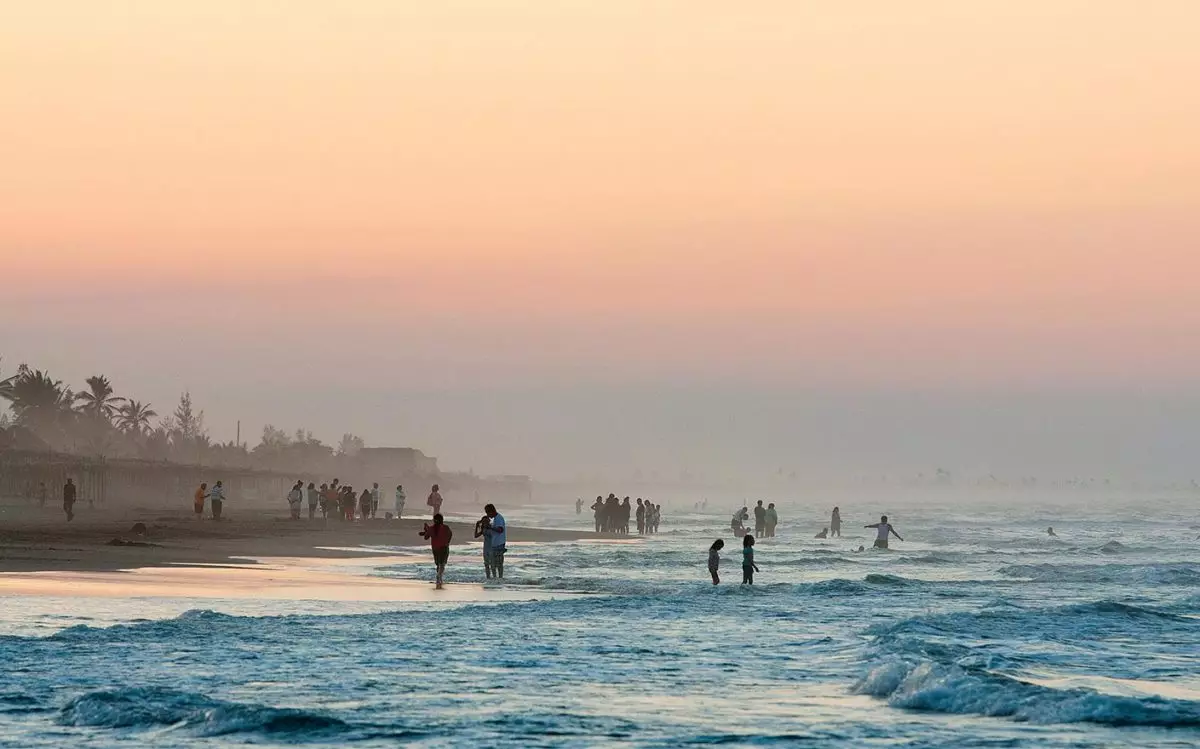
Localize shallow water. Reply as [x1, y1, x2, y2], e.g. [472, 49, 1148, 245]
[1, 490, 1198, 747]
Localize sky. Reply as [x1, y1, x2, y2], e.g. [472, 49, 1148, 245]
[2, 2, 1199, 481]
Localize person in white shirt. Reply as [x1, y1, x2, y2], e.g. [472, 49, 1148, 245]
[865, 515, 903, 549]
[484, 503, 507, 579]
[394, 485, 407, 518]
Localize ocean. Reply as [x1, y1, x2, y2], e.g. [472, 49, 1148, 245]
[2, 490, 1198, 747]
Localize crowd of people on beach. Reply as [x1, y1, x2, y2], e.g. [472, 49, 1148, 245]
[585, 494, 663, 535]
[185, 479, 447, 524]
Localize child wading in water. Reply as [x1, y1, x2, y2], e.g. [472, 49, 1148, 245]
[708, 539, 725, 585]
[420, 513, 453, 589]
[742, 534, 760, 585]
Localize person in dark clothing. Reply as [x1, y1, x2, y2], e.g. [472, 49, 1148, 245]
[636, 498, 646, 535]
[63, 478, 77, 522]
[753, 500, 766, 536]
[420, 514, 453, 589]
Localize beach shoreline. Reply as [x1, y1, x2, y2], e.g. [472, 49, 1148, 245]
[0, 502, 595, 574]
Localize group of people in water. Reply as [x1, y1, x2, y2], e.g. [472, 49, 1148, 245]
[730, 500, 780, 538]
[579, 494, 663, 535]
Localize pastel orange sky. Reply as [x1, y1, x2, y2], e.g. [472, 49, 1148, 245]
[3, 2, 1200, 474]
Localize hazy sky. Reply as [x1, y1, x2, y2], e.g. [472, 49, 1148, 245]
[3, 2, 1199, 480]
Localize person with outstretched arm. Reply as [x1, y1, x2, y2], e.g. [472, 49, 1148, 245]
[865, 515, 903, 549]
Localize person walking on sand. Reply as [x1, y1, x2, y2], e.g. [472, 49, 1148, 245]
[753, 500, 766, 537]
[866, 515, 903, 549]
[371, 483, 381, 519]
[708, 539, 725, 585]
[63, 478, 77, 522]
[427, 484, 443, 518]
[394, 484, 407, 519]
[474, 512, 494, 579]
[420, 513, 453, 589]
[209, 480, 226, 521]
[831, 506, 842, 538]
[742, 534, 760, 585]
[306, 482, 319, 519]
[765, 503, 779, 538]
[484, 503, 507, 579]
[287, 481, 304, 520]
[193, 482, 208, 520]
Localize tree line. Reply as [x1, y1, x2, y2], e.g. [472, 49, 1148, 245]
[0, 359, 365, 473]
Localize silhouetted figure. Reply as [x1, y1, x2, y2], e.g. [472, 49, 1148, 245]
[474, 513, 494, 579]
[63, 478, 77, 522]
[307, 482, 319, 519]
[420, 514, 453, 589]
[753, 500, 766, 536]
[427, 484, 443, 517]
[620, 497, 631, 535]
[831, 506, 842, 537]
[371, 483, 381, 518]
[708, 539, 724, 585]
[765, 503, 779, 537]
[358, 488, 373, 520]
[37, 482, 48, 508]
[1047, 527, 1056, 537]
[742, 535, 760, 585]
[815, 527, 828, 539]
[636, 499, 646, 535]
[591, 496, 604, 532]
[575, 497, 583, 515]
[866, 515, 903, 549]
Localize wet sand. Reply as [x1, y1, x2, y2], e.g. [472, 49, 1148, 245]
[0, 502, 594, 574]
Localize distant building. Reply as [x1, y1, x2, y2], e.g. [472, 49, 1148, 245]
[356, 447, 439, 477]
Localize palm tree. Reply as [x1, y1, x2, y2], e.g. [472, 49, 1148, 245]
[0, 357, 15, 404]
[3, 366, 74, 443]
[74, 375, 126, 420]
[115, 400, 158, 437]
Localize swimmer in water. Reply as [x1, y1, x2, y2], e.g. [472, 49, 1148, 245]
[815, 527, 828, 539]
[865, 515, 903, 549]
[1047, 527, 1056, 536]
[708, 539, 724, 585]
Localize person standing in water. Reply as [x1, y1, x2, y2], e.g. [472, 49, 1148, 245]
[866, 515, 903, 549]
[394, 484, 407, 519]
[193, 482, 208, 520]
[474, 512, 494, 579]
[63, 478, 77, 522]
[420, 514, 453, 589]
[209, 480, 226, 521]
[591, 496, 604, 533]
[427, 484, 443, 518]
[742, 535, 760, 585]
[575, 497, 583, 515]
[831, 506, 842, 537]
[484, 504, 507, 579]
[753, 500, 766, 536]
[636, 499, 646, 535]
[765, 503, 779, 537]
[708, 539, 725, 585]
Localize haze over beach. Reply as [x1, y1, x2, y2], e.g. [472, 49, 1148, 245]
[2, 3, 1200, 748]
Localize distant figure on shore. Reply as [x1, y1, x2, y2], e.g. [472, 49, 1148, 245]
[708, 539, 724, 585]
[742, 535, 759, 585]
[636, 499, 646, 535]
[394, 485, 406, 519]
[831, 506, 842, 537]
[287, 481, 303, 520]
[653, 504, 662, 533]
[474, 512, 494, 579]
[371, 483, 381, 519]
[63, 478, 77, 522]
[591, 496, 604, 532]
[754, 501, 766, 536]
[1047, 527, 1057, 537]
[209, 480, 225, 521]
[427, 484, 443, 518]
[420, 513, 453, 589]
[620, 497, 632, 535]
[865, 515, 903, 549]
[765, 503, 779, 537]
[342, 486, 356, 521]
[484, 504, 506, 579]
[358, 488, 373, 520]
[37, 482, 48, 508]
[815, 527, 828, 539]
[193, 483, 208, 520]
[320, 483, 334, 518]
[306, 482, 319, 519]
[575, 497, 583, 515]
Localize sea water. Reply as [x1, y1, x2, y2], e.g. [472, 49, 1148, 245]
[1, 490, 1198, 747]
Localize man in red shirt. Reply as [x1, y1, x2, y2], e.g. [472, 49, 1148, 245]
[420, 513, 453, 589]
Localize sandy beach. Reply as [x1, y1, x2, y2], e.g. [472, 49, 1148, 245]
[0, 501, 594, 574]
